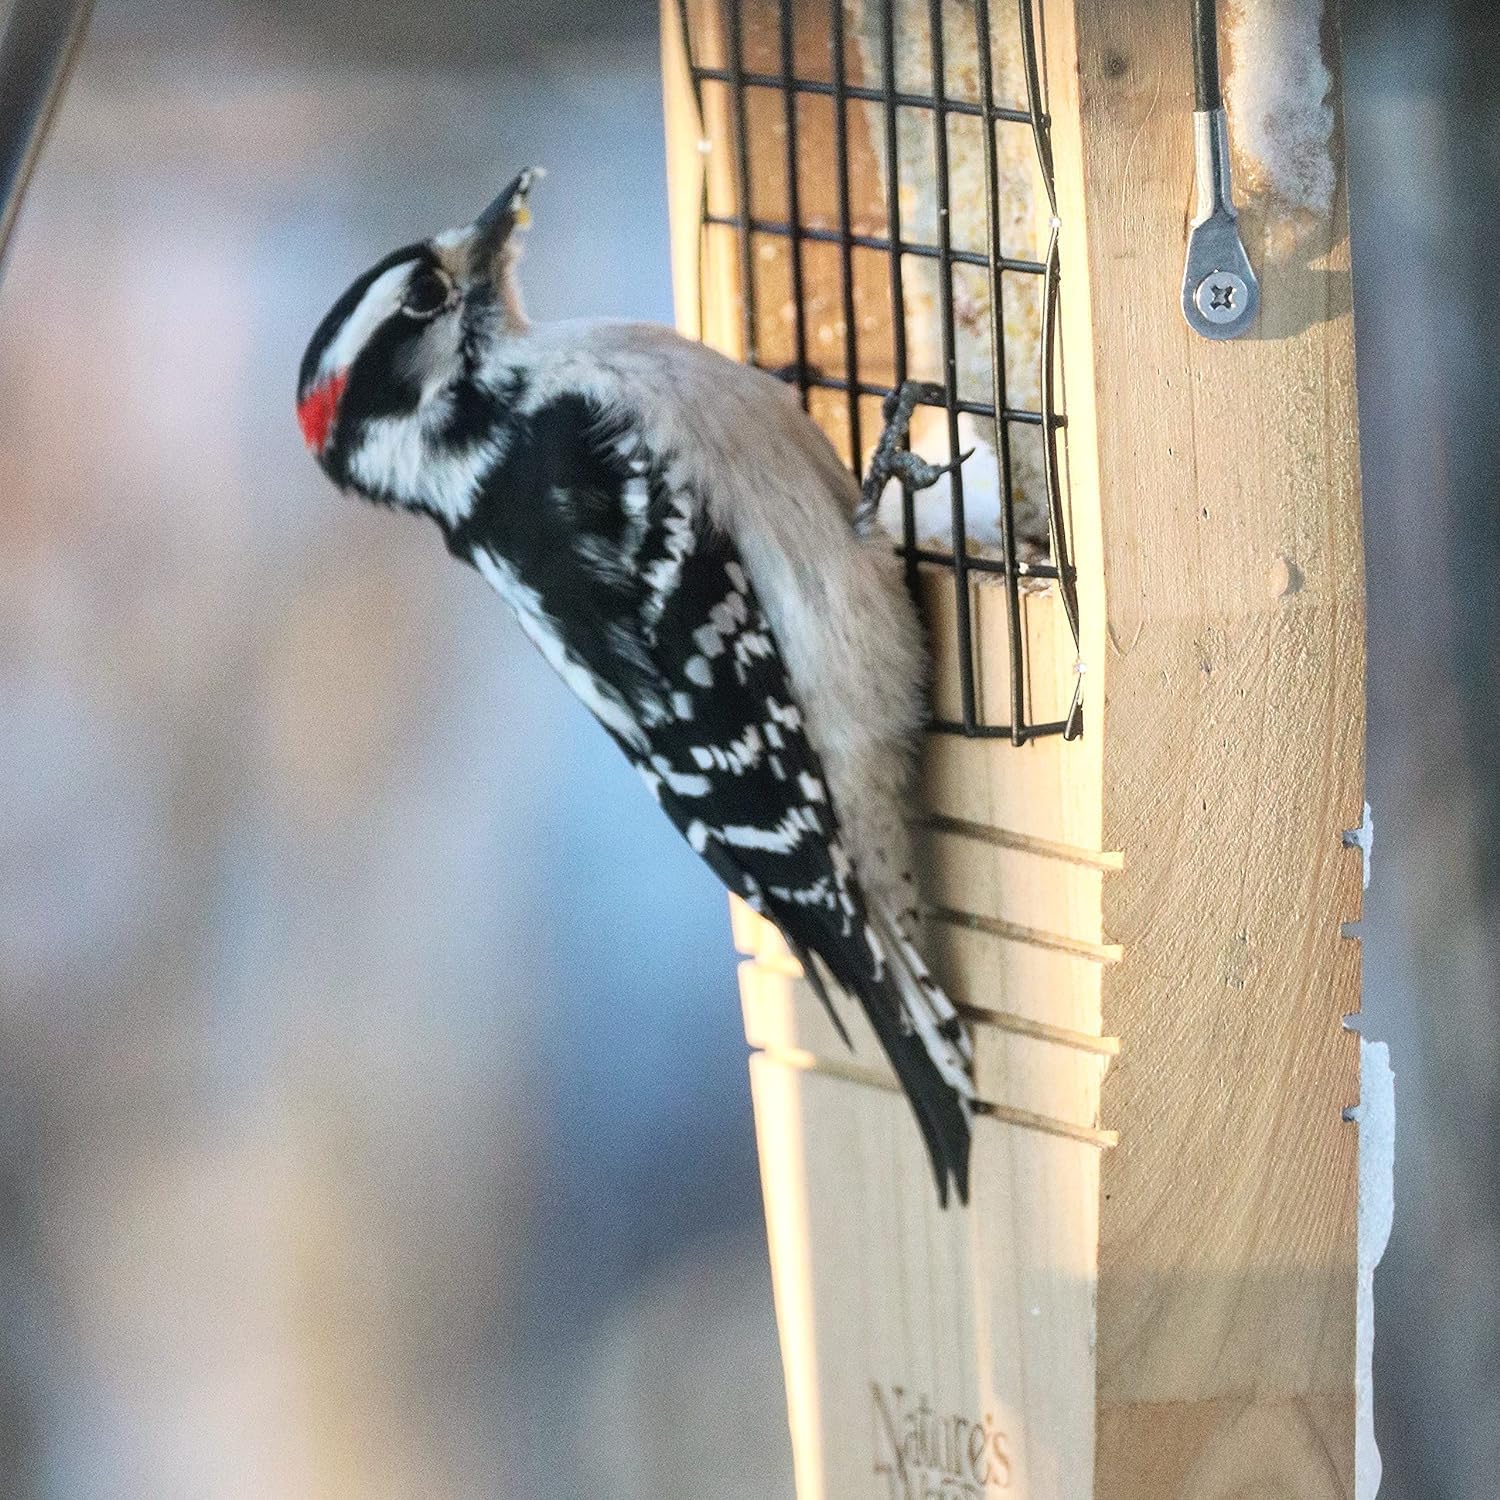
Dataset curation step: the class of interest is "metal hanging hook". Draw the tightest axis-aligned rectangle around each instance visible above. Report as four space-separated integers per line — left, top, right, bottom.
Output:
1181 0 1259 339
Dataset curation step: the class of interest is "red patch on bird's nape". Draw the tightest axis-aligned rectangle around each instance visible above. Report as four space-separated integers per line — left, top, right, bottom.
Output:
297 369 348 454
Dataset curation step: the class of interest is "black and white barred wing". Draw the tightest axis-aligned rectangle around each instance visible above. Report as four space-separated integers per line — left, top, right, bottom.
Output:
646 561 859 933
632 492 974 1202
456 393 972 1199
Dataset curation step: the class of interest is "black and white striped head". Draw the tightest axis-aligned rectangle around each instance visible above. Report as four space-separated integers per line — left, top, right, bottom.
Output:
295 167 541 514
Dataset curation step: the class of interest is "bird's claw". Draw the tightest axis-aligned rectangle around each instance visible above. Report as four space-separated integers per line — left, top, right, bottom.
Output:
876 449 966 492
879 379 946 424
856 382 973 528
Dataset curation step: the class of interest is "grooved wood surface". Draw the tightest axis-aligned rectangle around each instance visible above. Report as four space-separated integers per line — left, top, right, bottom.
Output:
1063 4 1364 1494
663 2 1363 1496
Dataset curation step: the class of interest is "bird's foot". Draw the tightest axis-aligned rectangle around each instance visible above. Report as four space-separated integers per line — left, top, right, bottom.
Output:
856 380 971 527
875 445 975 493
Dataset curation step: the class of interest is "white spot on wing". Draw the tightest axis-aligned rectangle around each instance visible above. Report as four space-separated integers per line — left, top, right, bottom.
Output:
622 475 650 515
643 489 697 625
650 755 711 797
693 623 726 659
722 824 797 852
720 806 822 853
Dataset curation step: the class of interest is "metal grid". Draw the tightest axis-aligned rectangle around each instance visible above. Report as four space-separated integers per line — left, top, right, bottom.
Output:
674 0 1083 744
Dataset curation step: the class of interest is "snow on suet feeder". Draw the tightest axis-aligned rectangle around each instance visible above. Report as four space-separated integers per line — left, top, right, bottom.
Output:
663 2 1377 1497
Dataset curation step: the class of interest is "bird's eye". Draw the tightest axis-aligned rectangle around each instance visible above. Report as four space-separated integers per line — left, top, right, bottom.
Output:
402 268 452 318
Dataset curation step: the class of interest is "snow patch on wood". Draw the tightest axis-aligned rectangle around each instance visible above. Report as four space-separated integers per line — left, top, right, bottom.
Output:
1225 0 1335 215
1354 1037 1396 1500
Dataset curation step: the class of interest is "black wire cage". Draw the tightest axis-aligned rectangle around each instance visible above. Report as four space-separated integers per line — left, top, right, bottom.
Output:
673 0 1083 745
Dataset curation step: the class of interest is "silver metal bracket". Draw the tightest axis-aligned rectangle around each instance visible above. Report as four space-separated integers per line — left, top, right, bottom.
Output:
1181 106 1259 340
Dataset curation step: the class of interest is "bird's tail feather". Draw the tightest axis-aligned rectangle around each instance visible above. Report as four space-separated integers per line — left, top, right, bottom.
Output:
860 974 974 1205
789 907 976 1204
870 905 975 1092
865 905 976 1204
785 936 853 1049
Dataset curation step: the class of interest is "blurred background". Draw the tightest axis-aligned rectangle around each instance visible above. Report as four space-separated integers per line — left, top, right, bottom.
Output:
0 2 786 1495
0 0 1495 1497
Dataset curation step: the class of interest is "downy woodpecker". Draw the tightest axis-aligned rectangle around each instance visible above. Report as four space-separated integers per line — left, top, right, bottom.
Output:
296 170 976 1202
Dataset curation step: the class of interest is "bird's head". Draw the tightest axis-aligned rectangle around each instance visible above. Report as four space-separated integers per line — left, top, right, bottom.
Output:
295 167 542 513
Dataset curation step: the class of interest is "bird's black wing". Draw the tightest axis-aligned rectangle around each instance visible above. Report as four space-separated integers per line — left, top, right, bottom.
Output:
452 392 970 1201
624 481 971 1204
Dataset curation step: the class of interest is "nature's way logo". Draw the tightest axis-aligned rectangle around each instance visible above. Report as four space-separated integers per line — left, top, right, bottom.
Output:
871 1382 1013 1498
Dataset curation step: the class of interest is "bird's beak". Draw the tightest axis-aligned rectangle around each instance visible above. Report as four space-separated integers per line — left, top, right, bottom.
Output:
467 166 545 284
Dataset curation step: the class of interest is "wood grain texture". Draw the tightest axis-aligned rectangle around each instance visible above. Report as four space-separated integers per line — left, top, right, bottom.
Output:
741 918 1101 1500
663 2 1363 1496
665 5 1108 1491
1057 1 1364 1492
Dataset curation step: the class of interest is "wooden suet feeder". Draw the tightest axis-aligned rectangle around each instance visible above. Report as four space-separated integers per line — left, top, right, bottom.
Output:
663 2 1366 1496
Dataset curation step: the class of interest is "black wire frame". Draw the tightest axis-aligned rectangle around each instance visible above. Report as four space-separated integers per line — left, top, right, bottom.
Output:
673 0 1083 745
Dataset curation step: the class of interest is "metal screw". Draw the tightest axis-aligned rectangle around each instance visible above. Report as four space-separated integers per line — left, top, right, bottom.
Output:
1194 270 1249 325
1182 108 1259 339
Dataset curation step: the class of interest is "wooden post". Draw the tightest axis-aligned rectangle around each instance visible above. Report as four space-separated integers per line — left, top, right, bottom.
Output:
1066 2 1364 1492
662 3 1364 1496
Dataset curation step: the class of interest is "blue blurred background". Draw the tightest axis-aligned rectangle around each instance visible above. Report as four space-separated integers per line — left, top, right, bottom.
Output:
1 0 1497 1497
0 1 789 1495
